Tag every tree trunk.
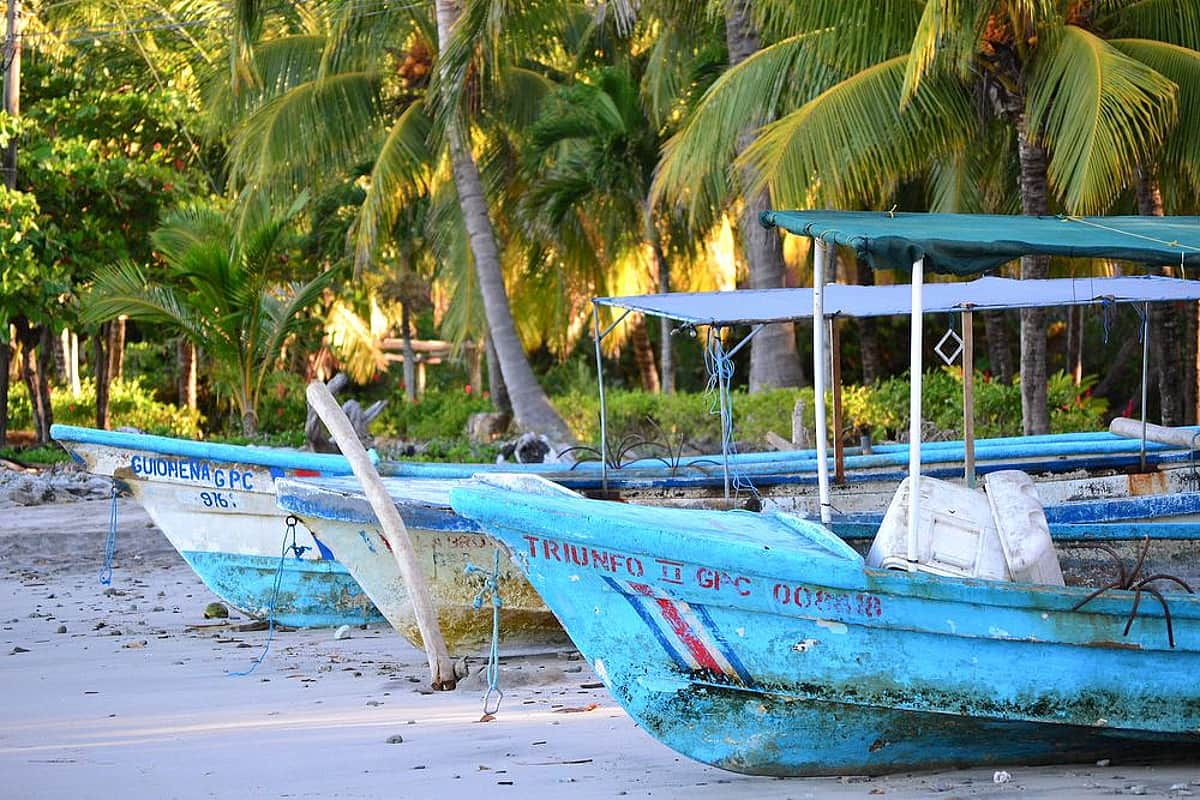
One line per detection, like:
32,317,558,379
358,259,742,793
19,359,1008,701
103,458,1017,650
855,257,884,384
401,301,417,403
485,334,511,416
1016,120,1050,435
725,0,804,392
983,311,1015,383
108,317,126,382
1066,306,1083,385
630,314,660,393
651,231,674,394
177,339,197,410
0,335,9,447
15,318,52,443
1188,302,1198,425
434,1,572,443
94,324,111,429
1135,166,1184,426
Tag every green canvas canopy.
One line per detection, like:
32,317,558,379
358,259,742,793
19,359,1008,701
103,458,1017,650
760,210,1200,275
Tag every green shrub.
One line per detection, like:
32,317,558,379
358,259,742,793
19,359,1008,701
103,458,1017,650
7,377,204,437
255,371,311,435
552,368,1108,453
0,444,71,465
375,387,494,441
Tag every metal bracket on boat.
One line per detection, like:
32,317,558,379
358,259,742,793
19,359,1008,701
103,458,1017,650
1069,537,1195,648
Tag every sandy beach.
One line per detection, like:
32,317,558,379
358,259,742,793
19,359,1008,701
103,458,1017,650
3,480,1200,799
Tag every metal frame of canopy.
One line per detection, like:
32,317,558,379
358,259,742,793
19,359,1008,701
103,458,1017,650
591,211,1200,569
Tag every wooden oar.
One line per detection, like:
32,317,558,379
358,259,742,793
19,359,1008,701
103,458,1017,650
306,381,457,690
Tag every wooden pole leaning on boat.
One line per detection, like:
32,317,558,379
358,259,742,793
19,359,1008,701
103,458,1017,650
1110,416,1200,451
306,381,457,690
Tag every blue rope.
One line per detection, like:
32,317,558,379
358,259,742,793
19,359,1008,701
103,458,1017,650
99,485,119,586
1134,303,1148,343
1101,298,1113,345
703,330,757,498
228,515,306,678
465,550,503,716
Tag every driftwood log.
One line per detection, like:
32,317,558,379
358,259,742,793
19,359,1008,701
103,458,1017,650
304,373,387,453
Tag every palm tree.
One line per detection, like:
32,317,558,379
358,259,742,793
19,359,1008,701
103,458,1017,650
658,0,1198,434
221,0,574,441
518,64,672,392
80,197,338,434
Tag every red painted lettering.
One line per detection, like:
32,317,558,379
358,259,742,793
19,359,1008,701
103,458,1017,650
543,539,562,562
524,535,539,557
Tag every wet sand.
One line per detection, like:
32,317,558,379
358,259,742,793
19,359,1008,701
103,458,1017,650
3,496,1200,799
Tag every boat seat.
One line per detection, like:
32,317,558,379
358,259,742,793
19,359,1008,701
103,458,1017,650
865,474,1063,585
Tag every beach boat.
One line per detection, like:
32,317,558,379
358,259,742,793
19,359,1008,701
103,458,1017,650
273,475,569,654
51,424,386,628
447,211,1200,775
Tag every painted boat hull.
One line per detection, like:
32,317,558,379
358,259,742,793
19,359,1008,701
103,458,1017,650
450,476,1200,776
274,476,569,655
51,425,383,628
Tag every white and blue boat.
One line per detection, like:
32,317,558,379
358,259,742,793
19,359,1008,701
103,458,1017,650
448,211,1200,775
52,424,385,628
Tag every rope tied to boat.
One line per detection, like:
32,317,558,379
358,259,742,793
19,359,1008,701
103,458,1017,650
99,484,120,586
465,549,504,717
703,328,758,500
229,515,306,677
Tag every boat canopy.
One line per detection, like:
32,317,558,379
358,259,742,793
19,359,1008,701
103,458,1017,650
759,211,1200,275
595,275,1200,327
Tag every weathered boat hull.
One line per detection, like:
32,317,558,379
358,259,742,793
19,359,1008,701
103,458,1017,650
450,477,1200,776
274,476,568,655
51,425,383,628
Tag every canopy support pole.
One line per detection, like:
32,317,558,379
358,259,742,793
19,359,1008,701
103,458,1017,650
813,241,831,524
592,305,631,494
907,258,925,569
1140,301,1150,472
962,308,975,488
831,317,845,485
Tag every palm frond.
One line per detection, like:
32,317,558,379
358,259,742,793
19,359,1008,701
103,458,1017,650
1097,0,1200,50
1028,25,1179,213
737,56,976,208
353,104,435,273
1111,38,1200,188
227,71,384,191
204,34,326,133
79,260,206,344
651,30,836,222
258,265,344,371
754,0,924,73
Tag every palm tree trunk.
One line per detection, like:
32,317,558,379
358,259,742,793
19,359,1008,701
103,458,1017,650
651,229,674,394
435,0,572,443
108,317,126,382
484,334,512,416
177,339,197,410
725,0,804,392
854,256,883,384
401,300,417,403
1017,120,1050,435
1066,306,1083,385
630,314,660,393
94,323,110,429
1135,165,1184,426
984,311,1015,383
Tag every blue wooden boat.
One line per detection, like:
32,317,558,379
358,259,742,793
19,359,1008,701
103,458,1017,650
450,473,1200,775
447,212,1200,775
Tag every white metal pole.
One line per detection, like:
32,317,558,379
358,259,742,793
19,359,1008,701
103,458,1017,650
907,258,925,568
813,241,831,524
